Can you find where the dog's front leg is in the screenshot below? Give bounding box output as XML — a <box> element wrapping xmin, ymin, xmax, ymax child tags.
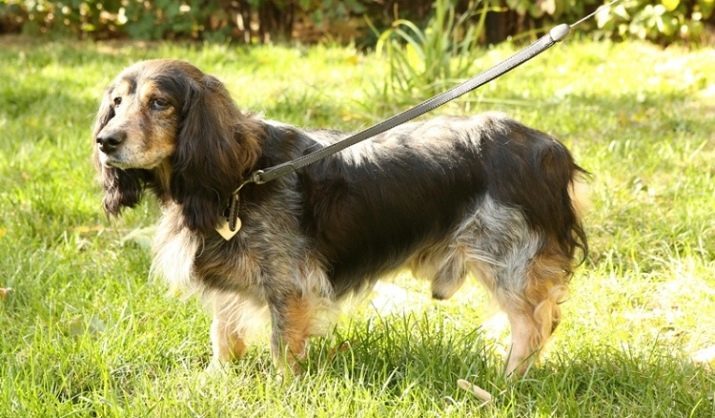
<box><xmin>205</xmin><ymin>294</ymin><xmax>250</xmax><ymax>373</ymax></box>
<box><xmin>206</xmin><ymin>315</ymin><xmax>247</xmax><ymax>373</ymax></box>
<box><xmin>268</xmin><ymin>293</ymin><xmax>314</xmax><ymax>373</ymax></box>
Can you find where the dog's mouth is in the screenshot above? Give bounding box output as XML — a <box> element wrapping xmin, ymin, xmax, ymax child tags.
<box><xmin>98</xmin><ymin>150</ymin><xmax>125</xmax><ymax>169</ymax></box>
<box><xmin>99</xmin><ymin>148</ymin><xmax>165</xmax><ymax>170</ymax></box>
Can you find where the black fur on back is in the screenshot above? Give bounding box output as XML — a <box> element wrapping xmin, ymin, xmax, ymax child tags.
<box><xmin>256</xmin><ymin>115</ymin><xmax>589</xmax><ymax>297</ymax></box>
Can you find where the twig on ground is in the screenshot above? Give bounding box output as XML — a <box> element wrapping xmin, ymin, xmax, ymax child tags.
<box><xmin>457</xmin><ymin>378</ymin><xmax>493</xmax><ymax>404</ymax></box>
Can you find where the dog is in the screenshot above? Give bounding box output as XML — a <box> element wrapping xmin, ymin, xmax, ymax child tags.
<box><xmin>93</xmin><ymin>59</ymin><xmax>587</xmax><ymax>375</ymax></box>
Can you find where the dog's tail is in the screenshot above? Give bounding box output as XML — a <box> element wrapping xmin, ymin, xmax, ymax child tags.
<box><xmin>568</xmin><ymin>169</ymin><xmax>590</xmax><ymax>264</ymax></box>
<box><xmin>484</xmin><ymin>117</ymin><xmax>589</xmax><ymax>268</ymax></box>
<box><xmin>535</xmin><ymin>142</ymin><xmax>589</xmax><ymax>266</ymax></box>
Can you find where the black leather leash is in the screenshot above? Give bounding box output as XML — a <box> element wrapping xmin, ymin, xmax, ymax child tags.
<box><xmin>224</xmin><ymin>0</ymin><xmax>621</xmax><ymax>232</ymax></box>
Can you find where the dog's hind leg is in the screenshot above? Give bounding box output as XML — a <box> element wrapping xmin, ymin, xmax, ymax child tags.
<box><xmin>496</xmin><ymin>247</ymin><xmax>570</xmax><ymax>376</ymax></box>
<box><xmin>464</xmin><ymin>196</ymin><xmax>573</xmax><ymax>376</ymax></box>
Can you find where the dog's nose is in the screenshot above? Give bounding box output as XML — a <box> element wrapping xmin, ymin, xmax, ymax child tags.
<box><xmin>96</xmin><ymin>130</ymin><xmax>126</xmax><ymax>153</ymax></box>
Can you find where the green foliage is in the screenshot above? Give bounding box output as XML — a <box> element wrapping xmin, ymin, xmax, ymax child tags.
<box><xmin>595</xmin><ymin>0</ymin><xmax>714</xmax><ymax>42</ymax></box>
<box><xmin>493</xmin><ymin>0</ymin><xmax>714</xmax><ymax>43</ymax></box>
<box><xmin>501</xmin><ymin>0</ymin><xmax>602</xmax><ymax>18</ymax></box>
<box><xmin>120</xmin><ymin>0</ymin><xmax>229</xmax><ymax>40</ymax></box>
<box><xmin>300</xmin><ymin>0</ymin><xmax>367</xmax><ymax>25</ymax></box>
<box><xmin>0</xmin><ymin>0</ymin><xmax>232</xmax><ymax>39</ymax></box>
<box><xmin>373</xmin><ymin>0</ymin><xmax>488</xmax><ymax>108</ymax></box>
<box><xmin>0</xmin><ymin>0</ymin><xmax>712</xmax><ymax>43</ymax></box>
<box><xmin>0</xmin><ymin>0</ymin><xmax>368</xmax><ymax>40</ymax></box>
<box><xmin>370</xmin><ymin>0</ymin><xmax>713</xmax><ymax>109</ymax></box>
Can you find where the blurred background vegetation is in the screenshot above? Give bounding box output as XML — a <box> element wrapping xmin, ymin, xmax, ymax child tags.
<box><xmin>0</xmin><ymin>0</ymin><xmax>713</xmax><ymax>45</ymax></box>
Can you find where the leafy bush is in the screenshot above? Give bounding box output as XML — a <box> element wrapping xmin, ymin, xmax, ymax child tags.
<box><xmin>486</xmin><ymin>0</ymin><xmax>713</xmax><ymax>43</ymax></box>
<box><xmin>373</xmin><ymin>0</ymin><xmax>488</xmax><ymax>106</ymax></box>
<box><xmin>595</xmin><ymin>0</ymin><xmax>714</xmax><ymax>42</ymax></box>
<box><xmin>0</xmin><ymin>0</ymin><xmax>712</xmax><ymax>43</ymax></box>
<box><xmin>121</xmin><ymin>0</ymin><xmax>227</xmax><ymax>40</ymax></box>
<box><xmin>0</xmin><ymin>0</ymin><xmax>228</xmax><ymax>39</ymax></box>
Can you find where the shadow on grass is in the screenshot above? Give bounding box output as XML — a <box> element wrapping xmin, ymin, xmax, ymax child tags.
<box><xmin>289</xmin><ymin>316</ymin><xmax>713</xmax><ymax>416</ymax></box>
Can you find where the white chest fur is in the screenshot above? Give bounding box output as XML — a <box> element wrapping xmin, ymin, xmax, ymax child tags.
<box><xmin>151</xmin><ymin>209</ymin><xmax>201</xmax><ymax>291</ymax></box>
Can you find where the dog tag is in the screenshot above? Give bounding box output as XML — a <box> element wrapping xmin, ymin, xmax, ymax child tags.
<box><xmin>215</xmin><ymin>217</ymin><xmax>241</xmax><ymax>241</ymax></box>
<box><xmin>216</xmin><ymin>192</ymin><xmax>241</xmax><ymax>241</ymax></box>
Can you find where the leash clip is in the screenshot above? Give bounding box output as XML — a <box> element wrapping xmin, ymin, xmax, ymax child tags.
<box><xmin>227</xmin><ymin>191</ymin><xmax>241</xmax><ymax>232</ymax></box>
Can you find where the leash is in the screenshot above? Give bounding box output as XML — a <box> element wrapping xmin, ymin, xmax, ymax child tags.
<box><xmin>224</xmin><ymin>0</ymin><xmax>621</xmax><ymax>233</ymax></box>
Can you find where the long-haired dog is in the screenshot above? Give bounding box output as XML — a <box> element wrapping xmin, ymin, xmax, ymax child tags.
<box><xmin>93</xmin><ymin>59</ymin><xmax>587</xmax><ymax>375</ymax></box>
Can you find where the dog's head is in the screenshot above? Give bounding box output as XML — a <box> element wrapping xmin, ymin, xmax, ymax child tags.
<box><xmin>93</xmin><ymin>59</ymin><xmax>261</xmax><ymax>231</ymax></box>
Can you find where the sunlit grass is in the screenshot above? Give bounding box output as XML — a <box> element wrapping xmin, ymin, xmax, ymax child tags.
<box><xmin>0</xmin><ymin>35</ymin><xmax>713</xmax><ymax>416</ymax></box>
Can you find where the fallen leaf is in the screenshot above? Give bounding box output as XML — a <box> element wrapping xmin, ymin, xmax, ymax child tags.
<box><xmin>0</xmin><ymin>288</ymin><xmax>11</xmax><ymax>300</ymax></box>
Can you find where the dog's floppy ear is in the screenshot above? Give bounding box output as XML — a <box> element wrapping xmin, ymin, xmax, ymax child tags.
<box><xmin>171</xmin><ymin>74</ymin><xmax>260</xmax><ymax>232</ymax></box>
<box><xmin>93</xmin><ymin>87</ymin><xmax>149</xmax><ymax>216</ymax></box>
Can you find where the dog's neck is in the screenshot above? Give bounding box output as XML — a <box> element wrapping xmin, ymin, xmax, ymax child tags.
<box><xmin>150</xmin><ymin>160</ymin><xmax>174</xmax><ymax>204</ymax></box>
<box><xmin>148</xmin><ymin>119</ymin><xmax>267</xmax><ymax>234</ymax></box>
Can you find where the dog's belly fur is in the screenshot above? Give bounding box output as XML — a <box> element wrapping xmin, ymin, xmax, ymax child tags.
<box><xmin>302</xmin><ymin>117</ymin><xmax>489</xmax><ymax>296</ymax></box>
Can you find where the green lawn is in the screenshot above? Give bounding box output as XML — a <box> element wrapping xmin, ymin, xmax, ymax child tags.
<box><xmin>0</xmin><ymin>36</ymin><xmax>713</xmax><ymax>417</ymax></box>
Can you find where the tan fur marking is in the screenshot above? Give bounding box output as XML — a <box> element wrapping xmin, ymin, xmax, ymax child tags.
<box><xmin>283</xmin><ymin>295</ymin><xmax>313</xmax><ymax>356</ymax></box>
<box><xmin>210</xmin><ymin>316</ymin><xmax>248</xmax><ymax>362</ymax></box>
<box><xmin>502</xmin><ymin>243</ymin><xmax>571</xmax><ymax>375</ymax></box>
<box><xmin>98</xmin><ymin>76</ymin><xmax>179</xmax><ymax>169</ymax></box>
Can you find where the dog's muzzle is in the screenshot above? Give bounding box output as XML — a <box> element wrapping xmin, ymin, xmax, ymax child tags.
<box><xmin>96</xmin><ymin>130</ymin><xmax>126</xmax><ymax>154</ymax></box>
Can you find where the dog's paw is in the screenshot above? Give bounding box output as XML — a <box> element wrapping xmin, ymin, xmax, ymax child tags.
<box><xmin>204</xmin><ymin>359</ymin><xmax>231</xmax><ymax>376</ymax></box>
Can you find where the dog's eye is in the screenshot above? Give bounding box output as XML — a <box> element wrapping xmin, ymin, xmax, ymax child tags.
<box><xmin>113</xmin><ymin>97</ymin><xmax>122</xmax><ymax>106</ymax></box>
<box><xmin>150</xmin><ymin>98</ymin><xmax>169</xmax><ymax>111</ymax></box>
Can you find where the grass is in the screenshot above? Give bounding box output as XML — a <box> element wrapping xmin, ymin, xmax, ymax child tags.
<box><xmin>0</xmin><ymin>34</ymin><xmax>713</xmax><ymax>417</ymax></box>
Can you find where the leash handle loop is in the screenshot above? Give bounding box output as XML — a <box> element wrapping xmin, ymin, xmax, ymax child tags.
<box><xmin>253</xmin><ymin>24</ymin><xmax>570</xmax><ymax>186</ymax></box>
